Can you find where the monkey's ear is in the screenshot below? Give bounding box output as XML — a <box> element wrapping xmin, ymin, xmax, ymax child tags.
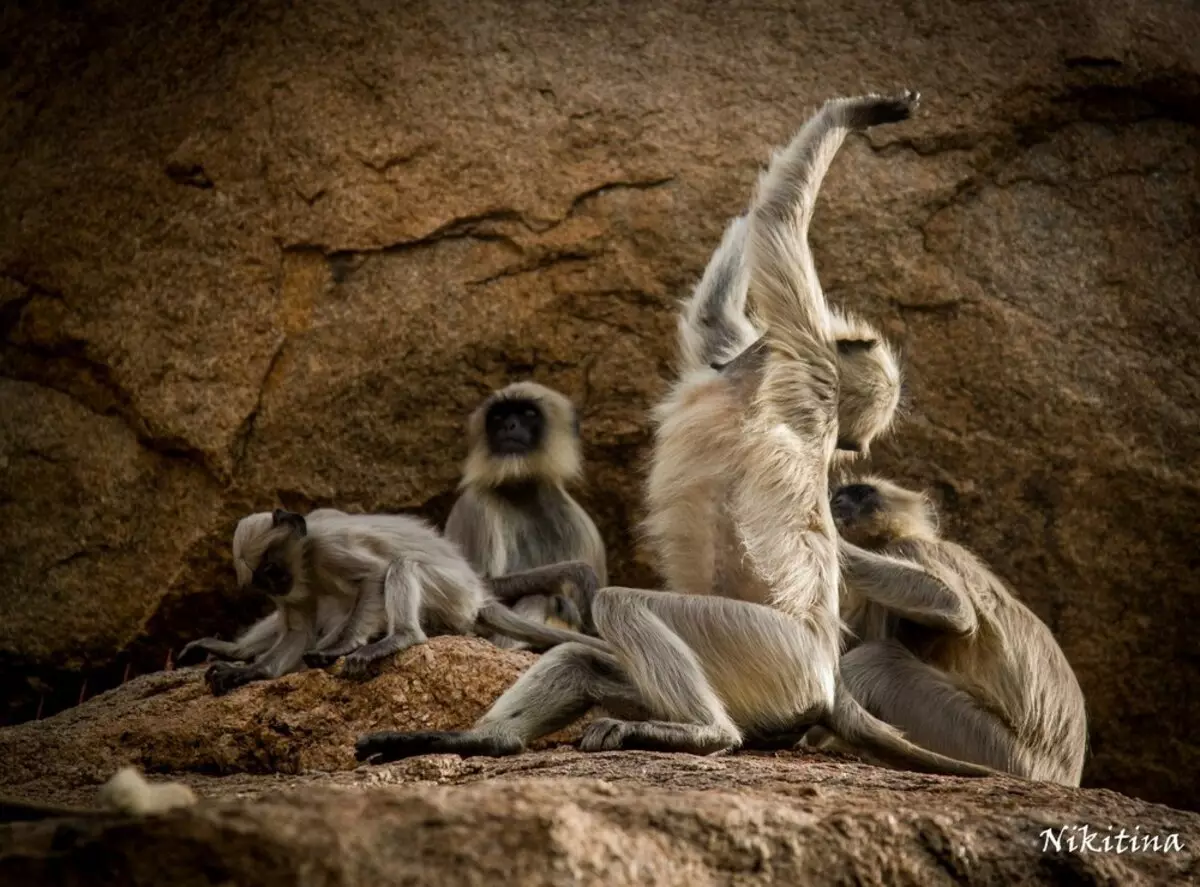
<box><xmin>272</xmin><ymin>509</ymin><xmax>307</xmax><ymax>537</ymax></box>
<box><xmin>837</xmin><ymin>339</ymin><xmax>877</xmax><ymax>355</ymax></box>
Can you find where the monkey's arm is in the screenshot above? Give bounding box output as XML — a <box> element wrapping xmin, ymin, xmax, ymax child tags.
<box><xmin>488</xmin><ymin>561</ymin><xmax>598</xmax><ymax>604</ymax></box>
<box><xmin>678</xmin><ymin>214</ymin><xmax>758</xmax><ymax>373</ymax></box>
<box><xmin>839</xmin><ymin>541</ymin><xmax>977</xmax><ymax>635</ymax></box>
<box><xmin>489</xmin><ymin>561</ymin><xmax>599</xmax><ymax>634</ymax></box>
<box><xmin>177</xmin><ymin>611</ymin><xmax>282</xmax><ymax>664</ymax></box>
<box><xmin>205</xmin><ymin>610</ymin><xmax>314</xmax><ymax>696</ymax></box>
<box><xmin>444</xmin><ymin>494</ymin><xmax>497</xmax><ymax>574</ymax></box>
<box><xmin>747</xmin><ymin>92</ymin><xmax>917</xmax><ymax>348</ymax></box>
<box><xmin>304</xmin><ymin>580</ymin><xmax>383</xmax><ymax>667</ymax></box>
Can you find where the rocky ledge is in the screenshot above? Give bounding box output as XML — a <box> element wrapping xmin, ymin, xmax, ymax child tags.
<box><xmin>0</xmin><ymin>638</ymin><xmax>1196</xmax><ymax>885</ymax></box>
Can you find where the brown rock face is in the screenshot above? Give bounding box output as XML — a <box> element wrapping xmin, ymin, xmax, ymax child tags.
<box><xmin>1</xmin><ymin>637</ymin><xmax>1198</xmax><ymax>885</ymax></box>
<box><xmin>1</xmin><ymin>0</ymin><xmax>1198</xmax><ymax>812</ymax></box>
<box><xmin>3</xmin><ymin>753</ymin><xmax>1199</xmax><ymax>886</ymax></box>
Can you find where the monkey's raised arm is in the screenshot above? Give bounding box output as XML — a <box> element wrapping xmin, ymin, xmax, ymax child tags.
<box><xmin>746</xmin><ymin>92</ymin><xmax>918</xmax><ymax>351</ymax></box>
<box><xmin>839</xmin><ymin>540</ymin><xmax>977</xmax><ymax>635</ymax></box>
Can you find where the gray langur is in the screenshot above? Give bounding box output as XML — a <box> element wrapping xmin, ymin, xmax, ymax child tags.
<box><xmin>445</xmin><ymin>381</ymin><xmax>607</xmax><ymax>648</ymax></box>
<box><xmin>817</xmin><ymin>477</ymin><xmax>1088</xmax><ymax>785</ymax></box>
<box><xmin>178</xmin><ymin>508</ymin><xmax>609</xmax><ymax>696</ymax></box>
<box><xmin>355</xmin><ymin>92</ymin><xmax>994</xmax><ymax>777</ymax></box>
<box><xmin>649</xmin><ymin>159</ymin><xmax>903</xmax><ymax>601</ymax></box>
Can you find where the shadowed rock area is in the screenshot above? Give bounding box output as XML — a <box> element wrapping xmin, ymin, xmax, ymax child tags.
<box><xmin>2</xmin><ymin>751</ymin><xmax>1198</xmax><ymax>886</ymax></box>
<box><xmin>1</xmin><ymin>0</ymin><xmax>1198</xmax><ymax>816</ymax></box>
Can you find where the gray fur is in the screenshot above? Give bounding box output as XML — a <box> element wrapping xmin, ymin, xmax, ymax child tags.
<box><xmin>183</xmin><ymin>509</ymin><xmax>611</xmax><ymax>696</ymax></box>
<box><xmin>833</xmin><ymin>501</ymin><xmax>1089</xmax><ymax>785</ymax></box>
<box><xmin>446</xmin><ymin>382</ymin><xmax>608</xmax><ymax>651</ymax></box>
<box><xmin>356</xmin><ymin>92</ymin><xmax>996</xmax><ymax>778</ymax></box>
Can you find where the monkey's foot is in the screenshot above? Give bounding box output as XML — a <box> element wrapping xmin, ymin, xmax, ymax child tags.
<box><xmin>354</xmin><ymin>731</ymin><xmax>521</xmax><ymax>764</ymax></box>
<box><xmin>580</xmin><ymin>718</ymin><xmax>734</xmax><ymax>755</ymax></box>
<box><xmin>341</xmin><ymin>634</ymin><xmax>425</xmax><ymax>680</ymax></box>
<box><xmin>204</xmin><ymin>662</ymin><xmax>261</xmax><ymax>697</ymax></box>
<box><xmin>302</xmin><ymin>650</ymin><xmax>343</xmax><ymax>669</ymax></box>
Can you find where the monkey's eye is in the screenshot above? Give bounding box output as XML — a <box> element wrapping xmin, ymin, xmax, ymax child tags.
<box><xmin>524</xmin><ymin>408</ymin><xmax>538</xmax><ymax>419</ymax></box>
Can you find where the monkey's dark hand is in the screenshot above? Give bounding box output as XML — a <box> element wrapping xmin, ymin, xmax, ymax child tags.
<box><xmin>302</xmin><ymin>650</ymin><xmax>342</xmax><ymax>669</ymax></box>
<box><xmin>204</xmin><ymin>662</ymin><xmax>258</xmax><ymax>696</ymax></box>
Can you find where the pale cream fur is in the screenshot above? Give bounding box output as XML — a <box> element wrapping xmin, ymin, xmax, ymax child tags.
<box><xmin>462</xmin><ymin>382</ymin><xmax>582</xmax><ymax>489</ymax></box>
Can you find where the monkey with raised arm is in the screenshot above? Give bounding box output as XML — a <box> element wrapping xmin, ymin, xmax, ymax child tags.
<box><xmin>179</xmin><ymin>508</ymin><xmax>610</xmax><ymax>696</ymax></box>
<box><xmin>357</xmin><ymin>92</ymin><xmax>994</xmax><ymax>777</ymax></box>
<box><xmin>647</xmin><ymin>214</ymin><xmax>903</xmax><ymax>600</ymax></box>
<box><xmin>818</xmin><ymin>477</ymin><xmax>1088</xmax><ymax>785</ymax></box>
<box><xmin>445</xmin><ymin>382</ymin><xmax>606</xmax><ymax>648</ymax></box>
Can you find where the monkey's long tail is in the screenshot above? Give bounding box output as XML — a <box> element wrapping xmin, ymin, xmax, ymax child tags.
<box><xmin>476</xmin><ymin>603</ymin><xmax>615</xmax><ymax>656</ymax></box>
<box><xmin>823</xmin><ymin>680</ymin><xmax>1000</xmax><ymax>779</ymax></box>
<box><xmin>677</xmin><ymin>214</ymin><xmax>761</xmax><ymax>375</ymax></box>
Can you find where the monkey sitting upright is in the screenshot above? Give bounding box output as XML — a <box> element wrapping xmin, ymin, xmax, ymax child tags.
<box><xmin>826</xmin><ymin>477</ymin><xmax>1088</xmax><ymax>785</ymax></box>
<box><xmin>179</xmin><ymin>508</ymin><xmax>609</xmax><ymax>696</ymax></box>
<box><xmin>445</xmin><ymin>381</ymin><xmax>607</xmax><ymax>648</ymax></box>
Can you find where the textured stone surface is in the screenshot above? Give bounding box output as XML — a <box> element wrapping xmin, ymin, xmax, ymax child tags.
<box><xmin>2</xmin><ymin>752</ymin><xmax>1198</xmax><ymax>886</ymax></box>
<box><xmin>1</xmin><ymin>637</ymin><xmax>1197</xmax><ymax>884</ymax></box>
<box><xmin>0</xmin><ymin>637</ymin><xmax>586</xmax><ymax>797</ymax></box>
<box><xmin>1</xmin><ymin>0</ymin><xmax>1198</xmax><ymax>811</ymax></box>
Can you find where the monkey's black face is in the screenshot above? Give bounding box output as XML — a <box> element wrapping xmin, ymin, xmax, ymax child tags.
<box><xmin>251</xmin><ymin>551</ymin><xmax>293</xmax><ymax>597</ymax></box>
<box><xmin>486</xmin><ymin>399</ymin><xmax>544</xmax><ymax>456</ymax></box>
<box><xmin>831</xmin><ymin>483</ymin><xmax>882</xmax><ymax>529</ymax></box>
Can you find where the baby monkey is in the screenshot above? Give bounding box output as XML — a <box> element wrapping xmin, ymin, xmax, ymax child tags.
<box><xmin>179</xmin><ymin>509</ymin><xmax>608</xmax><ymax>696</ymax></box>
<box><xmin>828</xmin><ymin>478</ymin><xmax>1088</xmax><ymax>785</ymax></box>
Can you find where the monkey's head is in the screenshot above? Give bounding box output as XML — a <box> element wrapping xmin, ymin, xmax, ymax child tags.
<box><xmin>463</xmin><ymin>381</ymin><xmax>583</xmax><ymax>489</ymax></box>
<box><xmin>830</xmin><ymin>477</ymin><xmax>938</xmax><ymax>548</ymax></box>
<box><xmin>231</xmin><ymin>509</ymin><xmax>309</xmax><ymax>599</ymax></box>
<box><xmin>831</xmin><ymin>309</ymin><xmax>903</xmax><ymax>461</ymax></box>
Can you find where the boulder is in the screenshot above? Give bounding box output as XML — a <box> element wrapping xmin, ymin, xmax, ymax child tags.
<box><xmin>1</xmin><ymin>0</ymin><xmax>1197</xmax><ymax>811</ymax></box>
<box><xmin>0</xmin><ymin>637</ymin><xmax>585</xmax><ymax>798</ymax></box>
<box><xmin>1</xmin><ymin>637</ymin><xmax>1197</xmax><ymax>885</ymax></box>
<box><xmin>1</xmin><ymin>752</ymin><xmax>1197</xmax><ymax>886</ymax></box>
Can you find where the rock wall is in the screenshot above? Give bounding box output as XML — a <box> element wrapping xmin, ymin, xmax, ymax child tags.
<box><xmin>1</xmin><ymin>0</ymin><xmax>1198</xmax><ymax>809</ymax></box>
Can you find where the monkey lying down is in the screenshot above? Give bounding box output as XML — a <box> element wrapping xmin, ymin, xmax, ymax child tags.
<box><xmin>179</xmin><ymin>508</ymin><xmax>605</xmax><ymax>696</ymax></box>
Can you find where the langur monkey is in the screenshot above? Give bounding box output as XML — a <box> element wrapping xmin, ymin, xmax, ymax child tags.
<box><xmin>445</xmin><ymin>382</ymin><xmax>607</xmax><ymax>649</ymax></box>
<box><xmin>179</xmin><ymin>508</ymin><xmax>610</xmax><ymax>696</ymax></box>
<box><xmin>672</xmin><ymin>203</ymin><xmax>903</xmax><ymax>459</ymax></box>
<box><xmin>356</xmin><ymin>92</ymin><xmax>994</xmax><ymax>777</ymax></box>
<box><xmin>649</xmin><ymin>154</ymin><xmax>903</xmax><ymax>600</ymax></box>
<box><xmin>820</xmin><ymin>477</ymin><xmax>1088</xmax><ymax>785</ymax></box>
